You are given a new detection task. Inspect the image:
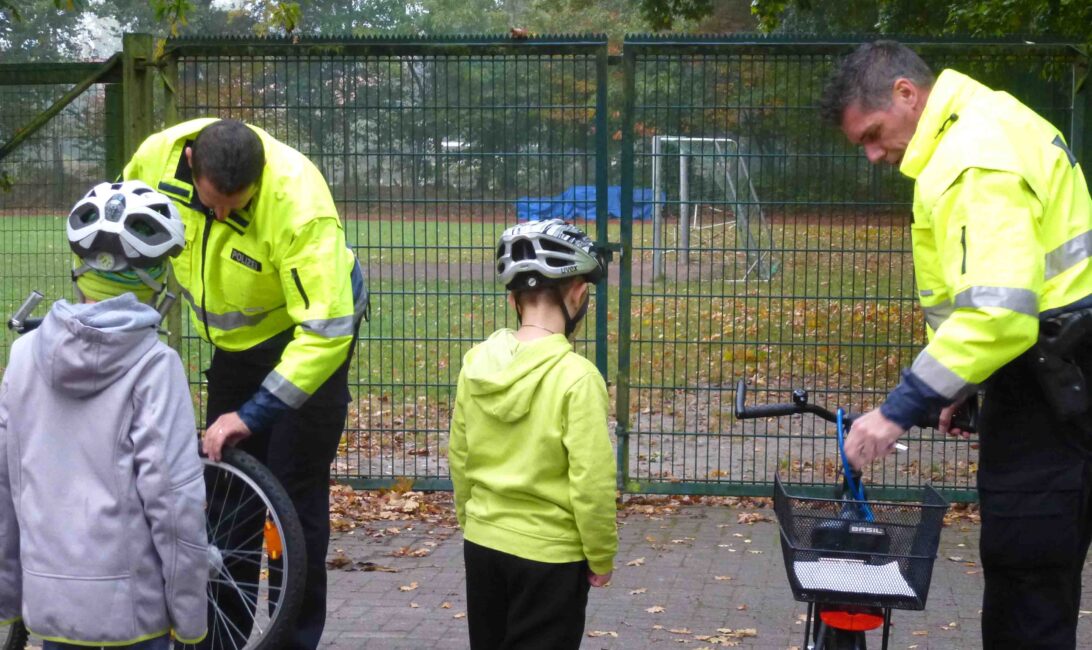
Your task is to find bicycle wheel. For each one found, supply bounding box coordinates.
[816,624,867,650]
[1,621,27,650]
[179,447,307,650]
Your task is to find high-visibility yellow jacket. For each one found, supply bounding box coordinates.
[883,70,1092,428]
[124,119,365,428]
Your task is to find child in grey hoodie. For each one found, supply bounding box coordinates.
[0,181,207,648]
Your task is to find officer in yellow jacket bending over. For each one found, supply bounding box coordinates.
[826,42,1092,648]
[124,118,367,650]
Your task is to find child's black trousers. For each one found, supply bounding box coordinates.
[464,540,591,649]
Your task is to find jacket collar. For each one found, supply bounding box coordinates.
[900,69,988,180]
[157,138,254,235]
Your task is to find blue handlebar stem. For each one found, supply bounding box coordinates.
[836,408,874,522]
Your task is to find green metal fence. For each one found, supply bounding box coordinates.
[618,36,1086,500]
[0,35,1087,500]
[0,60,125,370]
[161,36,611,489]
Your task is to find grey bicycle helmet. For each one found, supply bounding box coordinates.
[495,218,605,291]
[68,180,185,272]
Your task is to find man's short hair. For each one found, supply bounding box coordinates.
[191,119,265,195]
[819,40,935,127]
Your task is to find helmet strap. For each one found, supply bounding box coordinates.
[70,263,91,303]
[556,285,590,339]
[133,267,165,295]
[132,267,176,327]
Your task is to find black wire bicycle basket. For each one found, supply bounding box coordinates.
[773,474,949,611]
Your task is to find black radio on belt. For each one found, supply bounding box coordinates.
[1032,308,1092,420]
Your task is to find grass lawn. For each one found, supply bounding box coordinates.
[1,214,961,494]
[0,213,923,408]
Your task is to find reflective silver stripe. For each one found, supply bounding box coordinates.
[953,286,1038,316]
[301,315,356,338]
[909,350,974,400]
[261,371,311,409]
[919,289,935,297]
[1045,230,1092,280]
[922,301,954,330]
[180,289,270,330]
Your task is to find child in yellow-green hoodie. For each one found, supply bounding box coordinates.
[449,219,618,650]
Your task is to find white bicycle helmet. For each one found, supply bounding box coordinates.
[67,180,185,273]
[496,218,605,291]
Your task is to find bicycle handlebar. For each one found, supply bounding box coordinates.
[734,379,978,433]
[8,290,44,334]
[734,380,856,425]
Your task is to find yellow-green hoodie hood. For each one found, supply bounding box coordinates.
[461,329,569,423]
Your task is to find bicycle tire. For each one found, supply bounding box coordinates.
[179,447,307,650]
[1,621,27,650]
[816,625,867,650]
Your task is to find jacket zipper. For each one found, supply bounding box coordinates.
[960,225,967,275]
[201,214,213,340]
[291,268,310,309]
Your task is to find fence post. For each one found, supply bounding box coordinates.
[595,44,610,377]
[121,33,154,160]
[160,50,184,351]
[104,84,124,179]
[616,43,637,494]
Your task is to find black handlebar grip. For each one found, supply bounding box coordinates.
[734,379,807,420]
[734,379,747,418]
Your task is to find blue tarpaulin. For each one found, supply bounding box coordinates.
[515,185,661,221]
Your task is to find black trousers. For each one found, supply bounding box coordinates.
[463,540,591,650]
[199,333,354,650]
[978,350,1092,649]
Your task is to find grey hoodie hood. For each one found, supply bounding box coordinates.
[32,293,161,398]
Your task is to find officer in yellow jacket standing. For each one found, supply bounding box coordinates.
[124,118,367,650]
[823,41,1092,647]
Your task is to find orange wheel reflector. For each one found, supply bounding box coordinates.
[264,519,283,560]
[819,610,885,632]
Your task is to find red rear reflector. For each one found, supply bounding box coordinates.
[820,610,885,631]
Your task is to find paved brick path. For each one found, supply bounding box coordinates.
[320,502,1092,649]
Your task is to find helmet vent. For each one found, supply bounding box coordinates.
[128,217,157,237]
[539,239,569,254]
[72,206,98,225]
[511,239,535,261]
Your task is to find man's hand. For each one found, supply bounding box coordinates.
[845,408,905,469]
[203,411,253,462]
[588,570,612,587]
[937,399,972,439]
